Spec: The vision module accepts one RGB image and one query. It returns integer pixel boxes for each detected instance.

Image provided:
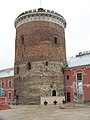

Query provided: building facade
[64,52,90,103]
[14,8,67,104]
[0,68,14,104]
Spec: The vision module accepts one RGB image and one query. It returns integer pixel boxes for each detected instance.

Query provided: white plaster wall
[41,96,65,105]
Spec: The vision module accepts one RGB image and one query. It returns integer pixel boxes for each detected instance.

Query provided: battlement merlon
[14,8,67,28]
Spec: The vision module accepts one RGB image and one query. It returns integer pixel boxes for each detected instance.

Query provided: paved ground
[0,104,90,120]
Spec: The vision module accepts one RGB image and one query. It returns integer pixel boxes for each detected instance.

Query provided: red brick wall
[15,21,66,65]
[64,66,90,102]
[83,86,90,101]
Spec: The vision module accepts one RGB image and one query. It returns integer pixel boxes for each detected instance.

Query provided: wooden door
[66,92,70,102]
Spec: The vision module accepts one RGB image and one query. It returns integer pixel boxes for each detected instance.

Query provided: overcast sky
[0,0,90,70]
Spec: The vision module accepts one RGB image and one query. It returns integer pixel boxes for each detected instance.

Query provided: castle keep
[14,8,66,104]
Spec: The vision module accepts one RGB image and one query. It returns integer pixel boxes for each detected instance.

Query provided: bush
[53,100,57,105]
[44,100,48,105]
[62,99,66,104]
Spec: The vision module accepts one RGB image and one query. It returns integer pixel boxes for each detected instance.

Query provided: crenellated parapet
[14,8,66,28]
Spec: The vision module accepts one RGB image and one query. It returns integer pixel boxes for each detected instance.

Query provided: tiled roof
[66,54,90,68]
[0,67,14,78]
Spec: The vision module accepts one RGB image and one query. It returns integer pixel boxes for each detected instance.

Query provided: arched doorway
[52,90,56,96]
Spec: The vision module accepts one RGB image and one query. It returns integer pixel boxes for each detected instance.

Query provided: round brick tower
[14,8,66,105]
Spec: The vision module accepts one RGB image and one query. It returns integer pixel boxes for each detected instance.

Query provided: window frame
[51,89,57,96]
[1,81,4,88]
[8,80,12,87]
[76,73,83,81]
[8,92,12,99]
[66,75,69,80]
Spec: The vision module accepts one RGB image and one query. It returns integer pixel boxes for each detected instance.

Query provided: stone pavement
[0,104,90,120]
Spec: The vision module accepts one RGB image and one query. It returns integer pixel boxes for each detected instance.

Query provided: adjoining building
[0,67,14,104]
[14,8,67,105]
[64,51,90,103]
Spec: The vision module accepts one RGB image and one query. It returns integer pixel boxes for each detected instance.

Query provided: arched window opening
[22,53,23,58]
[16,95,19,100]
[54,36,58,44]
[17,67,19,74]
[52,90,56,96]
[46,61,48,66]
[14,90,16,96]
[28,62,31,70]
[19,76,20,81]
[51,85,53,88]
[21,35,24,44]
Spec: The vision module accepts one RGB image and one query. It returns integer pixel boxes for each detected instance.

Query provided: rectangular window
[77,73,82,80]
[8,93,11,99]
[9,81,12,87]
[66,75,69,80]
[1,82,4,88]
